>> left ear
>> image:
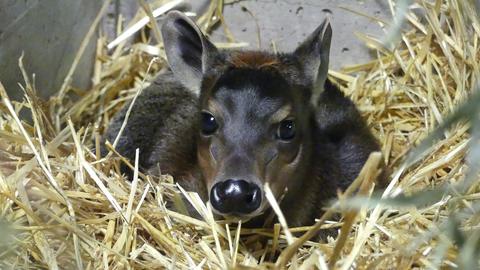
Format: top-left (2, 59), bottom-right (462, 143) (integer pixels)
top-left (161, 11), bottom-right (220, 94)
top-left (294, 17), bottom-right (332, 105)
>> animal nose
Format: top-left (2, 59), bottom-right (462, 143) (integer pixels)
top-left (210, 179), bottom-right (262, 215)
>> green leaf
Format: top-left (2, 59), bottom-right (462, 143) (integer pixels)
top-left (0, 219), bottom-right (14, 247)
top-left (457, 229), bottom-right (480, 270)
top-left (405, 84), bottom-right (480, 168)
top-left (338, 187), bottom-right (448, 211)
top-left (462, 113), bottom-right (480, 193)
top-left (381, 0), bottom-right (413, 50)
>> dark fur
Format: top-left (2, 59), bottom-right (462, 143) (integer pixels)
top-left (102, 72), bottom-right (207, 200)
top-left (103, 12), bottom-right (383, 231)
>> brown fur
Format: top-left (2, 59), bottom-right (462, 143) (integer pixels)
top-left (229, 51), bottom-right (280, 69)
top-left (102, 11), bottom-right (385, 237)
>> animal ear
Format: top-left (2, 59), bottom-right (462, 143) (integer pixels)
top-left (161, 11), bottom-right (219, 93)
top-left (293, 17), bottom-right (332, 105)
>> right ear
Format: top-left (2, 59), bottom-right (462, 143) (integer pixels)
top-left (161, 11), bottom-right (220, 93)
top-left (293, 17), bottom-right (332, 105)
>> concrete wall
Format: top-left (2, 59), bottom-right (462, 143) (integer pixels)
top-left (212, 0), bottom-right (390, 70)
top-left (0, 0), bottom-right (390, 101)
top-left (0, 0), bottom-right (101, 101)
top-left (111, 0), bottom-right (391, 69)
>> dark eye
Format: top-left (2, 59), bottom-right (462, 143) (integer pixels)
top-left (276, 119), bottom-right (296, 141)
top-left (201, 112), bottom-right (218, 135)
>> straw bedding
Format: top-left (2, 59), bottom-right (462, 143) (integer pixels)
top-left (0, 0), bottom-right (479, 269)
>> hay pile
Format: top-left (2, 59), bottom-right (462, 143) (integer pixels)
top-left (0, 0), bottom-right (479, 269)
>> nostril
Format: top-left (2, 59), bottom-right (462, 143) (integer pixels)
top-left (245, 193), bottom-right (255, 204)
top-left (214, 185), bottom-right (225, 199)
top-left (249, 185), bottom-right (261, 207)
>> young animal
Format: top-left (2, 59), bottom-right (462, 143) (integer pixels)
top-left (104, 11), bottom-right (382, 229)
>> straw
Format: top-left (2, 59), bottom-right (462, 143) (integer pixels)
top-left (1, 0), bottom-right (479, 268)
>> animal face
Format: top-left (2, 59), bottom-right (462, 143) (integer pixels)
top-left (197, 69), bottom-right (311, 217)
top-left (161, 11), bottom-right (332, 219)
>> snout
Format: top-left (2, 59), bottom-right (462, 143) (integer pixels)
top-left (210, 179), bottom-right (262, 215)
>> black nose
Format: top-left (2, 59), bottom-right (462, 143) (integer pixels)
top-left (210, 179), bottom-right (262, 215)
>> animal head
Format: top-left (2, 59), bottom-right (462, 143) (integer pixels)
top-left (161, 11), bottom-right (332, 219)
